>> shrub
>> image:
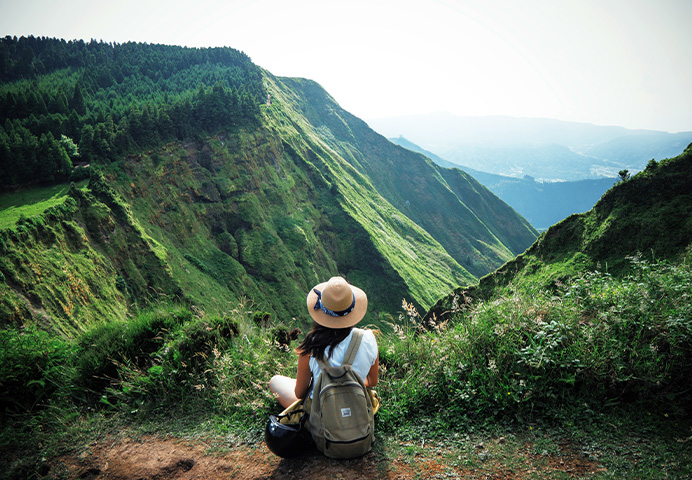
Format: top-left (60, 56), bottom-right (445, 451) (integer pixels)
top-left (0, 326), bottom-right (73, 412)
top-left (377, 255), bottom-right (692, 428)
top-left (183, 253), bottom-right (208, 273)
top-left (162, 314), bottom-right (240, 374)
top-left (73, 304), bottom-right (191, 394)
top-left (81, 302), bottom-right (296, 420)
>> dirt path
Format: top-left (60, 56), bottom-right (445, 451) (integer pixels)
top-left (50, 434), bottom-right (604, 479)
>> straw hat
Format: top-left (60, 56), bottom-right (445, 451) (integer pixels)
top-left (306, 276), bottom-right (368, 328)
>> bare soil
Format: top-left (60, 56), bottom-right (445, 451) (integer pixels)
top-left (51, 434), bottom-right (605, 479)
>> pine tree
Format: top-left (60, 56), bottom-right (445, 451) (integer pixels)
top-left (70, 83), bottom-right (86, 116)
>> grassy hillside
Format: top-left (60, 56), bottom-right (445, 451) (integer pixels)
top-left (0, 125), bottom-right (463, 332)
top-left (1, 39), bottom-right (541, 333)
top-left (0, 75), bottom-right (481, 334)
top-left (0, 176), bottom-right (181, 334)
top-left (427, 142), bottom-right (692, 319)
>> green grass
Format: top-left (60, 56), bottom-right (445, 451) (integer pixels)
top-left (0, 177), bottom-right (183, 332)
top-left (0, 181), bottom-right (88, 230)
top-left (381, 254), bottom-right (692, 426)
top-left (2, 254), bottom-right (690, 478)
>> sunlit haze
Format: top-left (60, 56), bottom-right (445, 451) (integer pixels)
top-left (3, 0), bottom-right (691, 132)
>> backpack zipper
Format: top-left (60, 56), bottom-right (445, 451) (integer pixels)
top-left (319, 381), bottom-right (363, 395)
top-left (326, 431), bottom-right (371, 446)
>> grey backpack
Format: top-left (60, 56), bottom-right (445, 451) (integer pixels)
top-left (309, 329), bottom-right (375, 458)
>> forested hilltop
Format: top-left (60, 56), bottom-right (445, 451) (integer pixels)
top-left (0, 36), bottom-right (264, 186)
top-left (0, 36), bottom-right (536, 333)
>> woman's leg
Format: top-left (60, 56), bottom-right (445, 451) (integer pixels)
top-left (269, 375), bottom-right (299, 409)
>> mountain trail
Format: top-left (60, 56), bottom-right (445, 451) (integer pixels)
top-left (50, 434), bottom-right (604, 479)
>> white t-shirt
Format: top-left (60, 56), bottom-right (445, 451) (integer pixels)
top-left (308, 328), bottom-right (378, 398)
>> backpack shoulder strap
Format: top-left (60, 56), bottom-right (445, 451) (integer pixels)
top-left (342, 328), bottom-right (363, 368)
top-left (315, 355), bottom-right (329, 371)
top-left (314, 328), bottom-right (364, 370)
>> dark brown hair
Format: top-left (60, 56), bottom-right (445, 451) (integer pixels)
top-left (297, 322), bottom-right (352, 360)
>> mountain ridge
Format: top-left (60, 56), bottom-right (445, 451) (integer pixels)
top-left (426, 142), bottom-right (692, 321)
top-left (0, 38), bottom-right (537, 332)
top-left (277, 77), bottom-right (537, 278)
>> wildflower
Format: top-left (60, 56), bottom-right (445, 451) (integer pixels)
top-left (488, 359), bottom-right (497, 372)
top-left (494, 324), bottom-right (506, 336)
top-left (393, 323), bottom-right (406, 340)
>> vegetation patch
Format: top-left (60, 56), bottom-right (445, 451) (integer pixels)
top-left (0, 181), bottom-right (87, 230)
top-left (2, 256), bottom-right (691, 478)
top-left (381, 255), bottom-right (691, 428)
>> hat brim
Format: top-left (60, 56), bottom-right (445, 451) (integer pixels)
top-left (306, 281), bottom-right (368, 328)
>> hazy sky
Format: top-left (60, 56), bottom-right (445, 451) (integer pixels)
top-left (3, 0), bottom-right (691, 132)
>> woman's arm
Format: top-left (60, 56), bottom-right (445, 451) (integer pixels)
top-left (294, 353), bottom-right (312, 399)
top-left (365, 354), bottom-right (379, 388)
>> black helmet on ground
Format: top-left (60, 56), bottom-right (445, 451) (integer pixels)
top-left (264, 414), bottom-right (311, 458)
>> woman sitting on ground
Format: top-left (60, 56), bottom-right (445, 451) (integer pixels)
top-left (269, 276), bottom-right (379, 409)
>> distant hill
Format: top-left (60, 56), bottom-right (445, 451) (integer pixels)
top-left (462, 171), bottom-right (616, 231)
top-left (368, 113), bottom-right (692, 181)
top-left (579, 132), bottom-right (692, 166)
top-left (0, 37), bottom-right (537, 332)
top-left (427, 142), bottom-right (692, 320)
top-left (390, 136), bottom-right (616, 230)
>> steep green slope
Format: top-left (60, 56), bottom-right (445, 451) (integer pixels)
top-left (427, 143), bottom-right (692, 319)
top-left (0, 178), bottom-right (180, 334)
top-left (436, 167), bottom-right (537, 260)
top-left (0, 37), bottom-right (536, 333)
top-left (116, 97), bottom-right (469, 320)
top-left (275, 77), bottom-right (538, 278)
top-left (1, 75), bottom-right (475, 332)
top-left (0, 122), bottom-right (460, 331)
top-left (263, 74), bottom-right (472, 307)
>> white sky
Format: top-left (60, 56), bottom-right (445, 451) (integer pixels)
top-left (2, 0), bottom-right (691, 132)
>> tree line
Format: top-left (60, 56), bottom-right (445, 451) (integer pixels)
top-left (0, 36), bottom-right (265, 187)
